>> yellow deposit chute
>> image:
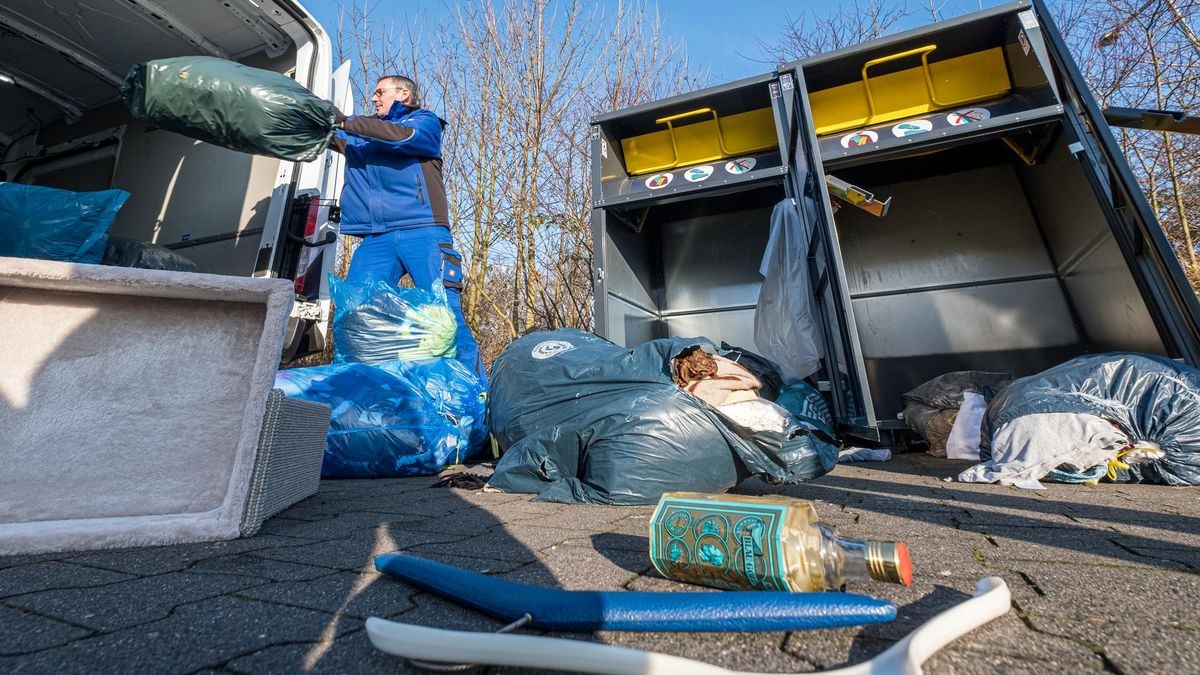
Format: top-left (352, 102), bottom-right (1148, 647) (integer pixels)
top-left (809, 45), bottom-right (1011, 136)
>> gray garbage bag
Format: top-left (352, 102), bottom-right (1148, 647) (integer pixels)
top-left (970, 353), bottom-right (1200, 485)
top-left (487, 329), bottom-right (839, 505)
top-left (102, 236), bottom-right (198, 271)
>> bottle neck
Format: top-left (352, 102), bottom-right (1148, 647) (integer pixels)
top-left (812, 524), bottom-right (912, 589)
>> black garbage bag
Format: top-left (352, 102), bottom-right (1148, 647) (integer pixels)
top-left (487, 329), bottom-right (838, 505)
top-left (902, 371), bottom-right (1010, 456)
top-left (102, 236), bottom-right (198, 272)
top-left (122, 56), bottom-right (336, 162)
top-left (972, 353), bottom-right (1200, 485)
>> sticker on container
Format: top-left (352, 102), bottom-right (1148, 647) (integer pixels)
top-left (1018, 29), bottom-right (1031, 56)
top-left (1018, 9), bottom-right (1038, 29)
top-left (645, 172), bottom-right (674, 189)
top-left (532, 340), bottom-right (576, 360)
top-left (891, 120), bottom-right (933, 137)
top-left (684, 165), bottom-right (714, 182)
top-left (840, 130), bottom-right (878, 148)
top-left (947, 108), bottom-right (991, 125)
top-left (725, 157), bottom-right (757, 174)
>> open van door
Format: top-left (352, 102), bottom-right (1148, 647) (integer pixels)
top-left (277, 58), bottom-right (352, 361)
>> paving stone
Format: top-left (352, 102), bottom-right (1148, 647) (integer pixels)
top-left (5, 571), bottom-right (265, 631)
top-left (964, 525), bottom-right (1191, 570)
top-left (405, 530), bottom-right (541, 563)
top-left (255, 511), bottom-right (426, 540)
top-left (4, 595), bottom-right (362, 674)
top-left (501, 544), bottom-right (648, 590)
top-left (0, 553), bottom-right (71, 571)
top-left (189, 554), bottom-right (335, 582)
top-left (62, 534), bottom-right (318, 576)
top-left (566, 528), bottom-right (649, 554)
top-left (391, 591), bottom-right (506, 632)
top-left (250, 526), bottom-right (469, 572)
top-left (0, 562), bottom-right (134, 600)
top-left (597, 628), bottom-right (814, 673)
top-left (224, 627), bottom-right (413, 674)
top-left (1004, 560), bottom-right (1200, 623)
top-left (0, 605), bottom-right (92, 656)
top-left (237, 570), bottom-right (415, 620)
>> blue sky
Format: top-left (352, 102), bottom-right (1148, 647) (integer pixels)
top-left (300, 0), bottom-right (1008, 82)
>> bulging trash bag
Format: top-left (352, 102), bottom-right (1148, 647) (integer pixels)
top-left (902, 371), bottom-right (1011, 457)
top-left (962, 353), bottom-right (1200, 486)
top-left (122, 56), bottom-right (336, 162)
top-left (0, 182), bottom-right (128, 264)
top-left (487, 329), bottom-right (838, 505)
top-left (102, 236), bottom-right (198, 271)
top-left (275, 358), bottom-right (487, 478)
top-left (329, 274), bottom-right (458, 364)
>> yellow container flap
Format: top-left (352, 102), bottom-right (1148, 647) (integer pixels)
top-left (810, 47), bottom-right (1012, 137)
top-left (621, 107), bottom-right (777, 176)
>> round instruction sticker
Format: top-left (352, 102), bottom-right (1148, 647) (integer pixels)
top-left (946, 108), bottom-right (991, 125)
top-left (684, 165), bottom-right (714, 182)
top-left (724, 157), bottom-right (757, 174)
top-left (891, 120), bottom-right (933, 137)
top-left (531, 340), bottom-right (576, 360)
top-left (840, 130), bottom-right (879, 148)
top-left (645, 172), bottom-right (674, 189)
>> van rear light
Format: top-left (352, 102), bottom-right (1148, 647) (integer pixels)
top-left (294, 198), bottom-right (322, 294)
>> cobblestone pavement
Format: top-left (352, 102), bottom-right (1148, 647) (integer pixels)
top-left (2, 454), bottom-right (1198, 674)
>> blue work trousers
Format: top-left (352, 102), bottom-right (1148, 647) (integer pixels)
top-left (345, 226), bottom-right (486, 387)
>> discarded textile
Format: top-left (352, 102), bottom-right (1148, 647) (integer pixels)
top-left (720, 342), bottom-right (784, 401)
top-left (122, 56), bottom-right (336, 162)
top-left (961, 353), bottom-right (1200, 486)
top-left (275, 358), bottom-right (486, 478)
top-left (102, 236), bottom-right (198, 272)
top-left (329, 274), bottom-right (457, 364)
top-left (902, 371), bottom-right (1010, 457)
top-left (674, 347), bottom-right (762, 407)
top-left (487, 329), bottom-right (838, 505)
top-left (754, 198), bottom-right (823, 382)
top-left (0, 182), bottom-right (128, 264)
top-left (839, 447), bottom-right (892, 463)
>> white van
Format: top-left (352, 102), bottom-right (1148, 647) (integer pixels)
top-left (0, 0), bottom-right (350, 360)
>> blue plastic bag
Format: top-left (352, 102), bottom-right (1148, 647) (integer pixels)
top-left (328, 274), bottom-right (458, 364)
top-left (0, 183), bottom-right (129, 264)
top-left (276, 358), bottom-right (487, 478)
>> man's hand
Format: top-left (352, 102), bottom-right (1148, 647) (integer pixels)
top-left (333, 106), bottom-right (347, 126)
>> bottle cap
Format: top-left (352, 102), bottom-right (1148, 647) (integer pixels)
top-left (866, 541), bottom-right (913, 586)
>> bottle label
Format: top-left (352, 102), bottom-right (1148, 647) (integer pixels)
top-left (649, 496), bottom-right (791, 591)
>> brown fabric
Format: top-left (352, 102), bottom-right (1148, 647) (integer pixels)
top-left (673, 350), bottom-right (762, 408)
top-left (924, 409), bottom-right (957, 458)
top-left (673, 346), bottom-right (717, 387)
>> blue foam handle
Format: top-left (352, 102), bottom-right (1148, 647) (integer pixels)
top-left (375, 552), bottom-right (896, 632)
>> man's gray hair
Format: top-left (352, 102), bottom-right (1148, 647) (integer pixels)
top-left (379, 75), bottom-right (421, 107)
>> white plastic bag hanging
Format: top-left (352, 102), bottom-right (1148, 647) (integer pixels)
top-left (754, 198), bottom-right (822, 382)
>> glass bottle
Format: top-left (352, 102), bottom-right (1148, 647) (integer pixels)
top-left (649, 492), bottom-right (912, 592)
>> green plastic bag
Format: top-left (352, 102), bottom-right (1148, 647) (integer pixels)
top-left (121, 56), bottom-right (336, 162)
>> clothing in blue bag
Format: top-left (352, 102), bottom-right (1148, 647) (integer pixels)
top-left (276, 358), bottom-right (487, 478)
top-left (0, 183), bottom-right (128, 264)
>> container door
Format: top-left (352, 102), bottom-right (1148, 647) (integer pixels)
top-left (783, 68), bottom-right (878, 436)
top-left (1032, 0), bottom-right (1200, 362)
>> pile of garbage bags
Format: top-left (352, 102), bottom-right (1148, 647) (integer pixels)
top-left (960, 353), bottom-right (1200, 487)
top-left (278, 275), bottom-right (485, 478)
top-left (122, 56), bottom-right (336, 162)
top-left (487, 329), bottom-right (838, 505)
top-left (0, 182), bottom-right (128, 264)
top-left (902, 371), bottom-right (1010, 459)
top-left (102, 236), bottom-right (198, 272)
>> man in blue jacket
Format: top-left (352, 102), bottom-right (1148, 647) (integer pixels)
top-left (331, 75), bottom-right (485, 386)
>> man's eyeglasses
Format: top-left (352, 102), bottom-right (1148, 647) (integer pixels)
top-left (372, 87), bottom-right (406, 97)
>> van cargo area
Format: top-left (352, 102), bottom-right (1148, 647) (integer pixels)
top-left (2, 51), bottom-right (294, 276)
top-left (0, 0), bottom-right (345, 360)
